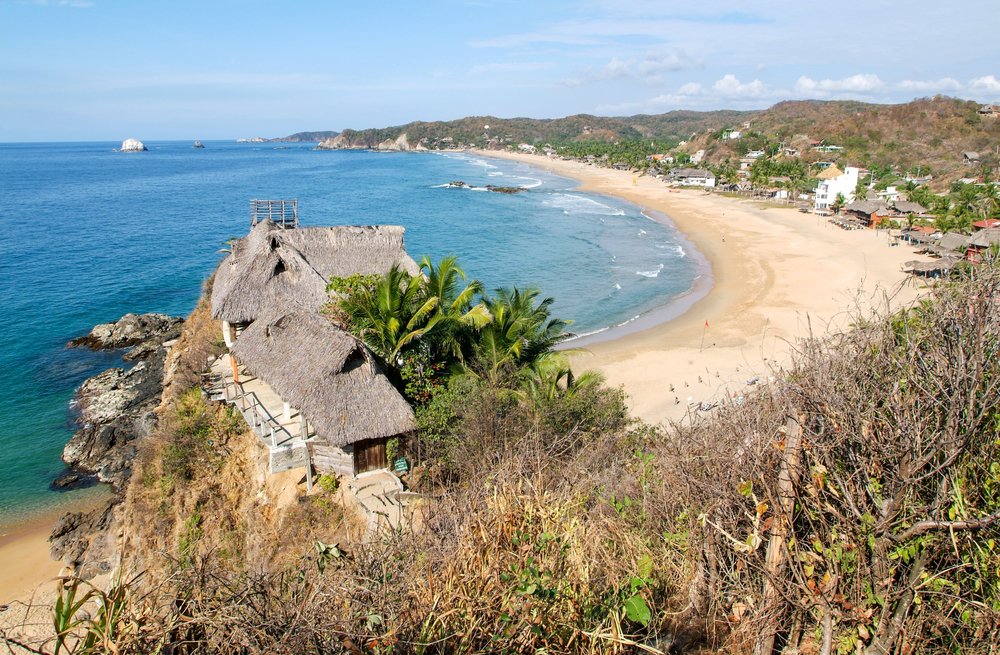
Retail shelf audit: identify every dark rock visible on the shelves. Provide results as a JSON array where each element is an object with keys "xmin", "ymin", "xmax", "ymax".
[
  {"xmin": 68, "ymin": 312, "xmax": 183, "ymax": 351},
  {"xmin": 485, "ymin": 185, "xmax": 526, "ymax": 194},
  {"xmin": 61, "ymin": 347, "xmax": 165, "ymax": 488},
  {"xmin": 49, "ymin": 497, "xmax": 120, "ymax": 575},
  {"xmin": 193, "ymin": 141, "xmax": 205, "ymax": 148},
  {"xmin": 51, "ymin": 471, "xmax": 81, "ymax": 489}
]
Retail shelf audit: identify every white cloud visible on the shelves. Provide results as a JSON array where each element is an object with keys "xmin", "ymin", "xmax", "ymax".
[
  {"xmin": 712, "ymin": 74, "xmax": 774, "ymax": 99},
  {"xmin": 599, "ymin": 57, "xmax": 631, "ymax": 80},
  {"xmin": 469, "ymin": 62, "xmax": 554, "ymax": 75},
  {"xmin": 677, "ymin": 82, "xmax": 703, "ymax": 95},
  {"xmin": 558, "ymin": 51, "xmax": 702, "ymax": 87},
  {"xmin": 968, "ymin": 75, "xmax": 1000, "ymax": 94},
  {"xmin": 794, "ymin": 73, "xmax": 884, "ymax": 96},
  {"xmin": 897, "ymin": 77, "xmax": 962, "ymax": 92}
]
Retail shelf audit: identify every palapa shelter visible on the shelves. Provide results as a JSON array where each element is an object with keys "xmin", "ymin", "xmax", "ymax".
[
  {"xmin": 209, "ymin": 217, "xmax": 421, "ymax": 478},
  {"xmin": 231, "ymin": 312, "xmax": 415, "ymax": 476},
  {"xmin": 211, "ymin": 219, "xmax": 419, "ymax": 342}
]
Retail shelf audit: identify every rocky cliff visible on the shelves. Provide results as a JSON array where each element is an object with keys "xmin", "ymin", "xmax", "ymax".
[
  {"xmin": 61, "ymin": 313, "xmax": 184, "ymax": 488},
  {"xmin": 316, "ymin": 132, "xmax": 414, "ymax": 151}
]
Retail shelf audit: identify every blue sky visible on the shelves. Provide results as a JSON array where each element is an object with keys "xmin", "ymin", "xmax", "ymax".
[{"xmin": 2, "ymin": 0, "xmax": 999, "ymax": 141}]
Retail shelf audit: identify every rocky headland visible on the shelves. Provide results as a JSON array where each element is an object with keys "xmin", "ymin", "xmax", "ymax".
[
  {"xmin": 120, "ymin": 138, "xmax": 147, "ymax": 152},
  {"xmin": 316, "ymin": 132, "xmax": 427, "ymax": 152},
  {"xmin": 60, "ymin": 313, "xmax": 184, "ymax": 488},
  {"xmin": 46, "ymin": 313, "xmax": 183, "ymax": 575}
]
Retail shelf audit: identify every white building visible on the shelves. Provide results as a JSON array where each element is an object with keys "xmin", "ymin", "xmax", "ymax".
[
  {"xmin": 814, "ymin": 166, "xmax": 860, "ymax": 211},
  {"xmin": 691, "ymin": 149, "xmax": 706, "ymax": 164},
  {"xmin": 669, "ymin": 168, "xmax": 716, "ymax": 187}
]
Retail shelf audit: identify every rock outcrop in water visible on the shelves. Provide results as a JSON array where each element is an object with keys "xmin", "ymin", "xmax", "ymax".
[
  {"xmin": 444, "ymin": 181, "xmax": 526, "ymax": 194},
  {"xmin": 69, "ymin": 312, "xmax": 183, "ymax": 360},
  {"xmin": 193, "ymin": 141, "xmax": 205, "ymax": 148},
  {"xmin": 120, "ymin": 138, "xmax": 147, "ymax": 152},
  {"xmin": 61, "ymin": 347, "xmax": 166, "ymax": 487},
  {"xmin": 61, "ymin": 313, "xmax": 183, "ymax": 487}
]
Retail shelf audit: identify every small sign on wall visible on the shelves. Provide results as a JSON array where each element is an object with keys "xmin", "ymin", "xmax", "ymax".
[{"xmin": 394, "ymin": 457, "xmax": 409, "ymax": 473}]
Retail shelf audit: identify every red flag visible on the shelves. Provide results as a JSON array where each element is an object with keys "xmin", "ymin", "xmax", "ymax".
[{"xmin": 705, "ymin": 320, "xmax": 709, "ymax": 328}]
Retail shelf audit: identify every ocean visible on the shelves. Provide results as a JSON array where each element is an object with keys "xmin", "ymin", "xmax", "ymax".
[{"xmin": 0, "ymin": 141, "xmax": 701, "ymax": 529}]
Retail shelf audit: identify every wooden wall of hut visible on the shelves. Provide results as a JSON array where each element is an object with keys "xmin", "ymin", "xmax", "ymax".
[{"xmin": 309, "ymin": 443, "xmax": 354, "ymax": 477}]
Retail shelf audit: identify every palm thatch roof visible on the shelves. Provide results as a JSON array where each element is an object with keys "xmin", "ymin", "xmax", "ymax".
[
  {"xmin": 937, "ymin": 232, "xmax": 971, "ymax": 252},
  {"xmin": 892, "ymin": 200, "xmax": 927, "ymax": 215},
  {"xmin": 211, "ymin": 220, "xmax": 419, "ymax": 323},
  {"xmin": 816, "ymin": 165, "xmax": 844, "ymax": 180},
  {"xmin": 230, "ymin": 311, "xmax": 415, "ymax": 447}
]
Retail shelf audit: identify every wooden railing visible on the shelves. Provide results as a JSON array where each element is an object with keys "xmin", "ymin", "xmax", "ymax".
[{"xmin": 250, "ymin": 199, "xmax": 298, "ymax": 229}]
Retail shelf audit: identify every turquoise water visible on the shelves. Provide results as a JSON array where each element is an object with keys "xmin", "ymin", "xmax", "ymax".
[{"xmin": 0, "ymin": 141, "xmax": 699, "ymax": 527}]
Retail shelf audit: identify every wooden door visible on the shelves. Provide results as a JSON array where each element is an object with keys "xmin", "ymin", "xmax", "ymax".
[{"xmin": 354, "ymin": 438, "xmax": 388, "ymax": 475}]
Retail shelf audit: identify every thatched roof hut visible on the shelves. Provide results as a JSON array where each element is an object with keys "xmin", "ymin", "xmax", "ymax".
[
  {"xmin": 230, "ymin": 311, "xmax": 415, "ymax": 447},
  {"xmin": 211, "ymin": 220, "xmax": 419, "ymax": 323}
]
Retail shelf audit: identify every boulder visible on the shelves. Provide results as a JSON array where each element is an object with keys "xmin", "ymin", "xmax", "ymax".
[
  {"xmin": 193, "ymin": 141, "xmax": 205, "ymax": 148},
  {"xmin": 69, "ymin": 312, "xmax": 183, "ymax": 352},
  {"xmin": 120, "ymin": 138, "xmax": 147, "ymax": 152}
]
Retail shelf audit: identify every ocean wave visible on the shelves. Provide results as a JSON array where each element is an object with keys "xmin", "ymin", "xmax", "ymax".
[
  {"xmin": 516, "ymin": 177, "xmax": 542, "ymax": 189},
  {"xmin": 638, "ymin": 228, "xmax": 646, "ymax": 235},
  {"xmin": 614, "ymin": 283, "xmax": 621, "ymax": 290},
  {"xmin": 487, "ymin": 172, "xmax": 503, "ymax": 176},
  {"xmin": 542, "ymin": 193, "xmax": 619, "ymax": 214},
  {"xmin": 636, "ymin": 264, "xmax": 664, "ymax": 278}
]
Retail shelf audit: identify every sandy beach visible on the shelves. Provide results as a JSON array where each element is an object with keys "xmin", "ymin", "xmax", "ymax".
[
  {"xmin": 0, "ymin": 520, "xmax": 64, "ymax": 604},
  {"xmin": 478, "ymin": 150, "xmax": 929, "ymax": 425}
]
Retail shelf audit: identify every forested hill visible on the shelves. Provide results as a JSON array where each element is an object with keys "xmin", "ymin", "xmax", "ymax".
[
  {"xmin": 274, "ymin": 97, "xmax": 999, "ymax": 181},
  {"xmin": 274, "ymin": 111, "xmax": 753, "ymax": 147},
  {"xmin": 271, "ymin": 130, "xmax": 340, "ymax": 142}
]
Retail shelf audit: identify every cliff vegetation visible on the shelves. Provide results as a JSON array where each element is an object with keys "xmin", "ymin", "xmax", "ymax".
[{"xmin": 19, "ymin": 259, "xmax": 1000, "ymax": 655}]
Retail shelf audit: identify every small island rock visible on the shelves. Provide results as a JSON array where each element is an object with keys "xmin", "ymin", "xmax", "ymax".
[
  {"xmin": 120, "ymin": 138, "xmax": 147, "ymax": 152},
  {"xmin": 193, "ymin": 141, "xmax": 205, "ymax": 148}
]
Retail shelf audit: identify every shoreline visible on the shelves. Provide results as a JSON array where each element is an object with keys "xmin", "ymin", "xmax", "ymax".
[{"xmin": 474, "ymin": 149, "xmax": 929, "ymax": 424}]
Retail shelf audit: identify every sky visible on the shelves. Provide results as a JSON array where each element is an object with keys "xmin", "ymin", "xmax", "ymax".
[{"xmin": 2, "ymin": 0, "xmax": 999, "ymax": 142}]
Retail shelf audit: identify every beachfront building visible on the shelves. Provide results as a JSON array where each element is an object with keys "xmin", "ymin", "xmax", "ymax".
[
  {"xmin": 209, "ymin": 217, "xmax": 420, "ymax": 479},
  {"xmin": 814, "ymin": 166, "xmax": 860, "ymax": 211},
  {"xmin": 965, "ymin": 228, "xmax": 1000, "ymax": 262},
  {"xmin": 666, "ymin": 168, "xmax": 716, "ymax": 187}
]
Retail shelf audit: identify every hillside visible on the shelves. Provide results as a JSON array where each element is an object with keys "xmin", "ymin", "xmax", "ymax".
[
  {"xmin": 271, "ymin": 130, "xmax": 340, "ymax": 142},
  {"xmin": 279, "ymin": 97, "xmax": 1000, "ymax": 183}
]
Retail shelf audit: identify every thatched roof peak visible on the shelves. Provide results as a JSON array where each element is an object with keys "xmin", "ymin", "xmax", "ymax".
[
  {"xmin": 211, "ymin": 220, "xmax": 419, "ymax": 323},
  {"xmin": 230, "ymin": 311, "xmax": 415, "ymax": 447}
]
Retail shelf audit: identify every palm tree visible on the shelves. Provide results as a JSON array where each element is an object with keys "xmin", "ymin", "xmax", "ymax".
[
  {"xmin": 832, "ymin": 193, "xmax": 847, "ymax": 214},
  {"xmin": 337, "ymin": 264, "xmax": 442, "ymax": 364},
  {"xmin": 466, "ymin": 286, "xmax": 576, "ymax": 386}
]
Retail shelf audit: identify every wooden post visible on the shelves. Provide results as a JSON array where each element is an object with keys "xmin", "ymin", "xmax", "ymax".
[
  {"xmin": 299, "ymin": 413, "xmax": 308, "ymax": 439},
  {"xmin": 230, "ymin": 354, "xmax": 240, "ymax": 385},
  {"xmin": 754, "ymin": 415, "xmax": 803, "ymax": 655},
  {"xmin": 271, "ymin": 427, "xmax": 276, "ymax": 448},
  {"xmin": 305, "ymin": 453, "xmax": 313, "ymax": 491}
]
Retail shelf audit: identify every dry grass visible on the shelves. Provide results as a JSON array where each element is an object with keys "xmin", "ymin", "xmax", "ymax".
[{"xmin": 12, "ymin": 262, "xmax": 1000, "ymax": 655}]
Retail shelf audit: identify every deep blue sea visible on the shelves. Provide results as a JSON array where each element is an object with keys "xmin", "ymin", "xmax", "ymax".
[{"xmin": 0, "ymin": 141, "xmax": 700, "ymax": 529}]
